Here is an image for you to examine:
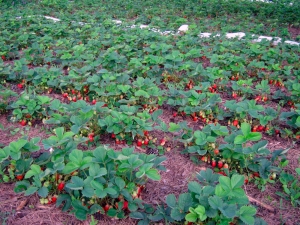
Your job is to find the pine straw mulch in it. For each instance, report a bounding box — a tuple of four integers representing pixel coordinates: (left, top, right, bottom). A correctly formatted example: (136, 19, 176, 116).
(0, 106, 300, 225)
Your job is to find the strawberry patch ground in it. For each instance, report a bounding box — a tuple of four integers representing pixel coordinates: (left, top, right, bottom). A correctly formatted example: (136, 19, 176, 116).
(0, 0, 300, 224)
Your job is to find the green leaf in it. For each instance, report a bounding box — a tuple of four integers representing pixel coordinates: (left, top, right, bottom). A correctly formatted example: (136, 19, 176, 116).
(185, 212, 197, 222)
(145, 169, 160, 181)
(194, 205, 207, 221)
(75, 209, 88, 221)
(231, 174, 244, 189)
(234, 135, 247, 144)
(115, 177, 126, 189)
(38, 186, 49, 198)
(208, 196, 223, 209)
(239, 206, 257, 225)
(66, 176, 84, 190)
(168, 122, 181, 132)
(246, 132, 262, 142)
(89, 164, 107, 178)
(166, 194, 177, 208)
(188, 181, 202, 194)
(25, 186, 38, 196)
(241, 123, 251, 136)
(171, 208, 185, 221)
(178, 193, 193, 211)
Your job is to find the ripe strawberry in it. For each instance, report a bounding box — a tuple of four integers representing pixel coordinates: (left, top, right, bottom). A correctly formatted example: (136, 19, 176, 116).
(122, 201, 128, 210)
(20, 120, 27, 126)
(253, 172, 260, 178)
(1, 55, 5, 61)
(211, 160, 216, 168)
(173, 112, 177, 117)
(137, 139, 142, 147)
(212, 84, 217, 89)
(214, 149, 219, 155)
(160, 138, 166, 146)
(269, 79, 273, 85)
(143, 130, 149, 136)
(16, 174, 24, 181)
(144, 138, 149, 145)
(218, 161, 223, 169)
(91, 99, 96, 105)
(72, 97, 77, 102)
(232, 92, 237, 99)
(244, 176, 249, 184)
(62, 93, 68, 98)
(255, 96, 261, 102)
(115, 139, 120, 145)
(233, 119, 239, 127)
(51, 196, 57, 203)
(192, 116, 198, 121)
(89, 136, 94, 142)
(71, 89, 76, 94)
(17, 83, 23, 89)
(103, 204, 110, 212)
(257, 125, 264, 132)
(137, 186, 144, 196)
(57, 182, 65, 191)
(111, 133, 116, 139)
(252, 126, 258, 132)
(275, 129, 280, 135)
(218, 171, 226, 176)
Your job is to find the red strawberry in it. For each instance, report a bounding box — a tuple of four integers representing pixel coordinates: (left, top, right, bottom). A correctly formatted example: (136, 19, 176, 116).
(244, 176, 249, 184)
(253, 172, 260, 178)
(252, 126, 258, 132)
(211, 160, 216, 167)
(72, 97, 77, 102)
(214, 149, 219, 155)
(115, 139, 120, 145)
(192, 116, 198, 121)
(62, 93, 68, 98)
(233, 120, 239, 127)
(122, 201, 128, 210)
(103, 204, 110, 212)
(17, 83, 23, 89)
(143, 130, 149, 136)
(51, 196, 57, 203)
(16, 174, 24, 181)
(275, 129, 280, 135)
(160, 138, 166, 146)
(111, 133, 116, 139)
(212, 84, 217, 89)
(255, 96, 261, 102)
(218, 161, 223, 169)
(1, 55, 5, 61)
(57, 182, 65, 191)
(232, 92, 237, 99)
(137, 139, 142, 147)
(20, 120, 27, 126)
(257, 125, 264, 132)
(173, 112, 177, 117)
(89, 136, 94, 142)
(91, 99, 96, 105)
(71, 89, 76, 94)
(144, 138, 149, 145)
(269, 80, 273, 85)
